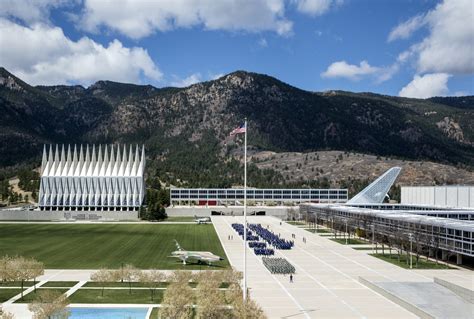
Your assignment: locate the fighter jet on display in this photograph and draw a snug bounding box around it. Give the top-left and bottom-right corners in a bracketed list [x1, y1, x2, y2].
[194, 215, 211, 224]
[169, 240, 224, 265]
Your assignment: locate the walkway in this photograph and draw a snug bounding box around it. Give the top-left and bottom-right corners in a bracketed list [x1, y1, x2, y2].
[212, 216, 473, 319]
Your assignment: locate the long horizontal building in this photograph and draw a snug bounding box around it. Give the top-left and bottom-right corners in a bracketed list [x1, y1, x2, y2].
[39, 144, 145, 212]
[170, 188, 348, 206]
[300, 203, 474, 263]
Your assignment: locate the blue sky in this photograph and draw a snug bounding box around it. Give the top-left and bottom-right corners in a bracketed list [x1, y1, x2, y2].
[1, 0, 473, 98]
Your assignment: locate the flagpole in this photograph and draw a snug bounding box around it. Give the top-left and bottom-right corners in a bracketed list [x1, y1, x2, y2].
[243, 118, 247, 302]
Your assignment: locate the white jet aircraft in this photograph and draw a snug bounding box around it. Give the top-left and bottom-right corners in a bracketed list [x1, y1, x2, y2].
[169, 240, 224, 265]
[194, 215, 211, 224]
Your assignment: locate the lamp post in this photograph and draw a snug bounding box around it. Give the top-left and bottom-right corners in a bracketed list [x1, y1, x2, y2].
[315, 212, 318, 231]
[371, 224, 375, 254]
[345, 220, 348, 245]
[409, 233, 413, 269]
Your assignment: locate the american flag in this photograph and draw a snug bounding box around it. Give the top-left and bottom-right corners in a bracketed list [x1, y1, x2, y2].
[229, 123, 246, 136]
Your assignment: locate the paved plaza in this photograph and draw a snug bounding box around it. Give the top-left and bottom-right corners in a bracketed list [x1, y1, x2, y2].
[212, 216, 474, 319]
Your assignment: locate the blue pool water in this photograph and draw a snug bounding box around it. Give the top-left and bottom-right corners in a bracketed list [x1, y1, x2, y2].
[69, 307, 149, 319]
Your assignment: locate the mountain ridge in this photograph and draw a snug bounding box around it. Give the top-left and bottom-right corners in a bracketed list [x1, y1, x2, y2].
[1, 67, 473, 187]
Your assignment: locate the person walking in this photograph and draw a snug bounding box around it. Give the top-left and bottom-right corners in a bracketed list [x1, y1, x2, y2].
[290, 274, 293, 283]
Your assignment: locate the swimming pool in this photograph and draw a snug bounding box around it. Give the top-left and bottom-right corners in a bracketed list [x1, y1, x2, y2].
[69, 307, 149, 319]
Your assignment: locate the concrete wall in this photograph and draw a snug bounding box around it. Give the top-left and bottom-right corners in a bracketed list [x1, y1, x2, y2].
[0, 209, 139, 221]
[166, 206, 294, 219]
[434, 277, 474, 303]
[401, 186, 474, 208]
[358, 277, 434, 319]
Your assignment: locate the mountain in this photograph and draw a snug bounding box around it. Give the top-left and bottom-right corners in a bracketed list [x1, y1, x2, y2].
[1, 67, 473, 187]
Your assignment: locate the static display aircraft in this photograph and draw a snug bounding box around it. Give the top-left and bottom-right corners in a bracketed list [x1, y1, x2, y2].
[194, 215, 211, 224]
[169, 240, 224, 265]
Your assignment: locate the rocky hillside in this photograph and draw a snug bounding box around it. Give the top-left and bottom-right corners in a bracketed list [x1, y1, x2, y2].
[1, 67, 473, 187]
[251, 150, 474, 186]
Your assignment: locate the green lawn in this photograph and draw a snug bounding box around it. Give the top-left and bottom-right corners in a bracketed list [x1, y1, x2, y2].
[331, 238, 368, 245]
[286, 221, 306, 226]
[0, 288, 22, 302]
[150, 307, 160, 319]
[160, 216, 196, 222]
[69, 288, 164, 304]
[304, 228, 332, 234]
[352, 247, 375, 250]
[42, 281, 78, 288]
[149, 306, 196, 318]
[83, 282, 167, 288]
[83, 281, 226, 288]
[0, 224, 229, 269]
[15, 288, 69, 303]
[370, 254, 454, 269]
[0, 281, 34, 287]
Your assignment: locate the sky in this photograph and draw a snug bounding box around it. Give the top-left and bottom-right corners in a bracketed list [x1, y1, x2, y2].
[0, 0, 473, 98]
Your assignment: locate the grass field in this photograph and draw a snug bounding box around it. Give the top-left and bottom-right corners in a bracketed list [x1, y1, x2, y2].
[304, 228, 332, 234]
[41, 281, 78, 288]
[0, 224, 229, 269]
[83, 282, 167, 288]
[0, 288, 22, 302]
[371, 254, 453, 269]
[0, 281, 34, 287]
[15, 288, 69, 303]
[68, 289, 164, 304]
[286, 221, 306, 226]
[160, 216, 196, 222]
[331, 238, 368, 245]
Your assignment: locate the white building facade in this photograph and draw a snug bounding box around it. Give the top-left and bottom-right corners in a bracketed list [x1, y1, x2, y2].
[39, 144, 146, 211]
[401, 186, 474, 209]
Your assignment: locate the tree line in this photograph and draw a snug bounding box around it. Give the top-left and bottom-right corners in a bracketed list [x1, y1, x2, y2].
[90, 267, 265, 319]
[0, 255, 266, 318]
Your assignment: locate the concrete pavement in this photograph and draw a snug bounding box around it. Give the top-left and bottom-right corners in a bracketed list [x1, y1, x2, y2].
[212, 215, 473, 318]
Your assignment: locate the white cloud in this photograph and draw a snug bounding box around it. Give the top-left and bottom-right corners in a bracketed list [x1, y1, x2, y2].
[0, 0, 66, 24]
[321, 60, 399, 82]
[399, 73, 451, 98]
[258, 38, 268, 47]
[79, 0, 294, 39]
[388, 14, 426, 42]
[321, 60, 380, 81]
[0, 19, 162, 86]
[390, 0, 473, 75]
[417, 0, 474, 74]
[170, 73, 202, 87]
[293, 0, 342, 16]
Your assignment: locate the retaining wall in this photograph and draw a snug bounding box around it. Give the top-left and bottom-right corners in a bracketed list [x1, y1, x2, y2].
[0, 209, 139, 221]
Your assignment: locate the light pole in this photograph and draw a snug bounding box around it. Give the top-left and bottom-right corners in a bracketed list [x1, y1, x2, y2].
[409, 233, 413, 269]
[345, 220, 348, 245]
[371, 224, 375, 254]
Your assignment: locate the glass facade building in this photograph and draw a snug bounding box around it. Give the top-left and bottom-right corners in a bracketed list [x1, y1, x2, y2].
[170, 188, 348, 205]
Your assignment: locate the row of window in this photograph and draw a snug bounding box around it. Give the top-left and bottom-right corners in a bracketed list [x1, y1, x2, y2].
[171, 189, 346, 194]
[171, 194, 347, 200]
[303, 206, 474, 255]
